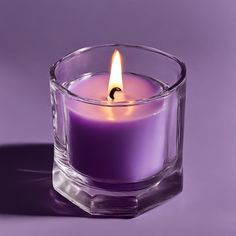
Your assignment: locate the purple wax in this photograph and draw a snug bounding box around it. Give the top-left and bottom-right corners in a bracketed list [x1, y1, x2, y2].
[66, 73, 172, 183]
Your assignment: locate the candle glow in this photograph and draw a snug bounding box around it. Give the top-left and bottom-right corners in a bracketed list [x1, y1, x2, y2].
[108, 50, 123, 100]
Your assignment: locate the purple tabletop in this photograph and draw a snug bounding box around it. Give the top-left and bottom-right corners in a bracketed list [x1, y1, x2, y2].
[0, 0, 235, 235]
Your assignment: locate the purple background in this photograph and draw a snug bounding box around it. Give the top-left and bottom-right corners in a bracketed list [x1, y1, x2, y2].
[0, 0, 235, 235]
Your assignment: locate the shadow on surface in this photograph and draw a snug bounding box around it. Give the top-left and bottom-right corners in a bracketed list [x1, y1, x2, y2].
[0, 144, 91, 217]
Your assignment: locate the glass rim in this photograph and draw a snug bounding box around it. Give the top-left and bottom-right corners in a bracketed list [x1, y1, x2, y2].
[50, 44, 186, 107]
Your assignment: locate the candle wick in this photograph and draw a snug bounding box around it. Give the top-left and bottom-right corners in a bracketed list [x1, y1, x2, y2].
[109, 87, 122, 100]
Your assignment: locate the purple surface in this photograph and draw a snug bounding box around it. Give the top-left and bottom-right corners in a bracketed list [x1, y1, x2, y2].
[0, 0, 235, 235]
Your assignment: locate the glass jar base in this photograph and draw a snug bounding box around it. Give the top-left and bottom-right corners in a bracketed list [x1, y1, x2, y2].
[52, 157, 183, 218]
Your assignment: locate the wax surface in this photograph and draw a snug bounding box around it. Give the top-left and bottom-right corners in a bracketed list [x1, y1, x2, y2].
[66, 73, 172, 182]
[67, 73, 164, 121]
[70, 73, 162, 101]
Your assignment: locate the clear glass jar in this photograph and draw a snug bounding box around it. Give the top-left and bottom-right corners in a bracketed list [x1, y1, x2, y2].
[50, 44, 186, 217]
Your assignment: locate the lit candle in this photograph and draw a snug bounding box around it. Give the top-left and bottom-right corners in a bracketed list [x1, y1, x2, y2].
[66, 50, 173, 182]
[51, 44, 186, 217]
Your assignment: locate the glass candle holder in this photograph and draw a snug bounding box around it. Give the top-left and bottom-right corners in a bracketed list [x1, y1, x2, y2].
[50, 44, 186, 217]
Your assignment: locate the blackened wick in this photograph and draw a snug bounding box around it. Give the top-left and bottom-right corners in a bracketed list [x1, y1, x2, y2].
[109, 87, 122, 100]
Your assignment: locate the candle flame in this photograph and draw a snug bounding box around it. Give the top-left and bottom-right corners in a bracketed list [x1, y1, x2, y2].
[108, 50, 123, 99]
